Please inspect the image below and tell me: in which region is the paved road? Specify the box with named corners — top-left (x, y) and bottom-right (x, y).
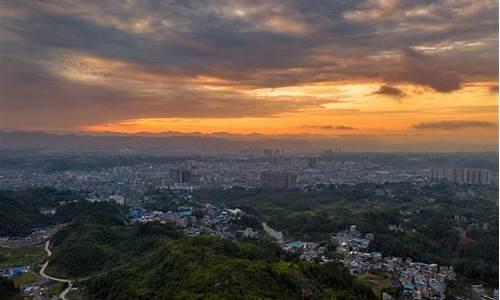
top-left (262, 222), bottom-right (284, 241)
top-left (39, 241), bottom-right (73, 300)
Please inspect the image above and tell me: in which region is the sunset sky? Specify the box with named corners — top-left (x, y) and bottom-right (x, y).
top-left (0, 1), bottom-right (498, 148)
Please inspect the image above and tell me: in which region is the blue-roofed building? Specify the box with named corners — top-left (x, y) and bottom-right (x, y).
top-left (0, 266), bottom-right (29, 278)
top-left (31, 227), bottom-right (48, 233)
top-left (129, 209), bottom-right (145, 221)
top-left (179, 210), bottom-right (192, 217)
top-left (287, 241), bottom-right (305, 249)
top-left (351, 237), bottom-right (370, 248)
top-left (12, 267), bottom-right (26, 275)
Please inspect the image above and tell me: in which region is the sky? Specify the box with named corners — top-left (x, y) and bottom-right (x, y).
top-left (0, 0), bottom-right (498, 149)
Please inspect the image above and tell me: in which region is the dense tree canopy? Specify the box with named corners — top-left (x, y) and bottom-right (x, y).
top-left (196, 183), bottom-right (499, 286)
top-left (48, 213), bottom-right (376, 300)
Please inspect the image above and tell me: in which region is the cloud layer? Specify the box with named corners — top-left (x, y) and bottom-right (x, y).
top-left (372, 85), bottom-right (407, 98)
top-left (0, 0), bottom-right (498, 130)
top-left (413, 120), bottom-right (497, 130)
top-left (302, 125), bottom-right (357, 131)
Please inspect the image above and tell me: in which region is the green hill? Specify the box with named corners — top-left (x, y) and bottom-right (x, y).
top-left (47, 215), bottom-right (376, 300)
top-left (0, 188), bottom-right (110, 237)
top-left (0, 188), bottom-right (62, 236)
top-left (196, 183), bottom-right (499, 287)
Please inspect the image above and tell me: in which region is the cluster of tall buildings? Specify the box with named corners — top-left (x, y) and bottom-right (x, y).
top-left (262, 148), bottom-right (285, 158)
top-left (428, 168), bottom-right (490, 185)
top-left (307, 157), bottom-right (318, 169)
top-left (169, 161), bottom-right (201, 184)
top-left (169, 169), bottom-right (192, 183)
top-left (260, 171), bottom-right (297, 189)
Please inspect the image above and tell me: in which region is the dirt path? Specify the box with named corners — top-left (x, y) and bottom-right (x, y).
top-left (39, 241), bottom-right (73, 300)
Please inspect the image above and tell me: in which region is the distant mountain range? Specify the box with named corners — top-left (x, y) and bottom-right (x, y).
top-left (0, 131), bottom-right (367, 153)
top-left (0, 131), bottom-right (497, 153)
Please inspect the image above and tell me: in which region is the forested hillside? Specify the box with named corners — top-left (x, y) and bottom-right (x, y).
top-left (0, 188), bottom-right (78, 236)
top-left (196, 183), bottom-right (499, 286)
top-left (47, 206), bottom-right (376, 300)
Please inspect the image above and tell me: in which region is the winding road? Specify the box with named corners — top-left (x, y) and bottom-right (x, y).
top-left (40, 241), bottom-right (73, 300)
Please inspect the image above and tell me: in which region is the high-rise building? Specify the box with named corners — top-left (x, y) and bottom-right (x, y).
top-left (263, 148), bottom-right (284, 158)
top-left (429, 168), bottom-right (490, 185)
top-left (307, 157), bottom-right (318, 169)
top-left (181, 169), bottom-right (192, 183)
top-left (109, 195), bottom-right (125, 206)
top-left (260, 171), bottom-right (297, 189)
top-left (169, 169), bottom-right (182, 183)
top-left (169, 169), bottom-right (192, 183)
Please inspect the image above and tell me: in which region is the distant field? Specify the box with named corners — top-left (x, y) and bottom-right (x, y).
top-left (0, 244), bottom-right (46, 269)
top-left (13, 271), bottom-right (40, 286)
top-left (357, 271), bottom-right (393, 297)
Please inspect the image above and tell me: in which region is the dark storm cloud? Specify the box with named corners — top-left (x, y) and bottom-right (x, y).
top-left (2, 0), bottom-right (497, 84)
top-left (372, 85), bottom-right (406, 98)
top-left (335, 125), bottom-right (357, 130)
top-left (302, 125), bottom-right (357, 131)
top-left (388, 49), bottom-right (462, 92)
top-left (489, 85), bottom-right (499, 94)
top-left (412, 120), bottom-right (497, 130)
top-left (0, 63), bottom-right (325, 129)
top-left (0, 0), bottom-right (498, 129)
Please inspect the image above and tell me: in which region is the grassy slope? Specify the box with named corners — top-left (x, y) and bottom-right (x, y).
top-left (0, 245), bottom-right (46, 269)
